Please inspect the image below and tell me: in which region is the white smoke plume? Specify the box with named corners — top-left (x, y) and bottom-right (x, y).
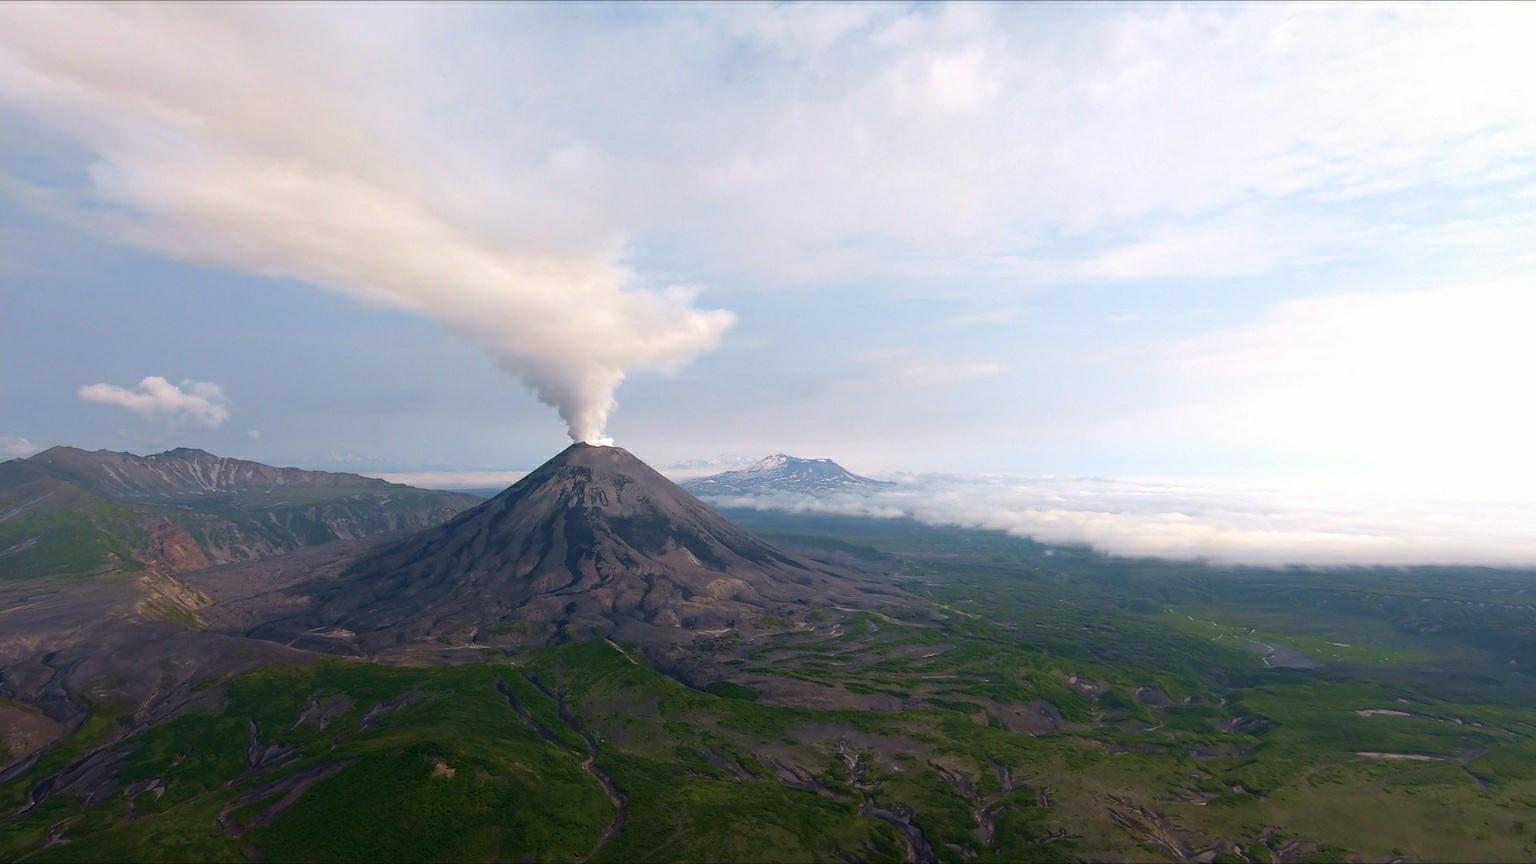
top-left (0, 5), bottom-right (732, 444)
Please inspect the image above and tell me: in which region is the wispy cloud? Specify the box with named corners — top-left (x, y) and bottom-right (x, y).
top-left (77, 376), bottom-right (232, 432)
top-left (942, 307), bottom-right (1024, 327)
top-left (5, 4), bottom-right (1534, 297)
top-left (848, 349), bottom-right (1007, 390)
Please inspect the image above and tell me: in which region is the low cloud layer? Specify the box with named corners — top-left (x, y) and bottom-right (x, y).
top-left (78, 376), bottom-right (232, 432)
top-left (699, 476), bottom-right (1536, 567)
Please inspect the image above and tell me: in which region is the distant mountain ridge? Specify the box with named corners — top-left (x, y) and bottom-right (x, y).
top-left (28, 446), bottom-right (411, 499)
top-left (680, 453), bottom-right (892, 497)
top-left (1, 446), bottom-right (479, 580)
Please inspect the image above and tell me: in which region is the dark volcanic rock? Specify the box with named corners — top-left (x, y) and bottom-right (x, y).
top-left (265, 444), bottom-right (907, 652)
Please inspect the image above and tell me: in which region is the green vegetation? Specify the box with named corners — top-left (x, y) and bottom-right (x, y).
top-left (704, 680), bottom-right (762, 701)
top-left (0, 496), bottom-right (148, 579)
top-left (1, 664), bottom-right (611, 863)
top-left (595, 753), bottom-right (891, 863)
top-left (0, 454), bottom-right (477, 582)
top-left (5, 510), bottom-right (1536, 862)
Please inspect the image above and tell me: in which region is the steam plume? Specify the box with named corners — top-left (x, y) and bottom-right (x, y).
top-left (0, 5), bottom-right (732, 444)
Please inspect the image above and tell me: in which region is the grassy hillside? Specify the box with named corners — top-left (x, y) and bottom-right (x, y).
top-left (0, 461), bottom-right (150, 579)
top-left (5, 637), bottom-right (1533, 861)
top-left (0, 453), bottom-right (478, 581)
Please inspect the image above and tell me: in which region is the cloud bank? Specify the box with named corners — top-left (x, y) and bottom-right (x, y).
top-left (0, 4), bottom-right (733, 444)
top-left (699, 476), bottom-right (1536, 567)
top-left (78, 376), bottom-right (231, 432)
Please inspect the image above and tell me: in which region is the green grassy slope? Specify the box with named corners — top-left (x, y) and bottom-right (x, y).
top-left (0, 461), bottom-right (149, 579)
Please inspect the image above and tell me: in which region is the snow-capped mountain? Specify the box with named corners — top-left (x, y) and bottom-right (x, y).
top-left (680, 453), bottom-right (892, 496)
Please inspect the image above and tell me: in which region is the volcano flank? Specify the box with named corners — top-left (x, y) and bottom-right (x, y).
top-left (225, 443), bottom-right (909, 656)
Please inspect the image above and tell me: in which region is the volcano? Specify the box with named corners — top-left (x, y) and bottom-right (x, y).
top-left (245, 443), bottom-right (906, 654)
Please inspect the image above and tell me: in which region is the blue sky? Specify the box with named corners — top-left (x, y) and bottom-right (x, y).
top-left (3, 2), bottom-right (1535, 506)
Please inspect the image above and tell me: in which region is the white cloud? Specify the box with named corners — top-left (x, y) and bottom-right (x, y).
top-left (1147, 278), bottom-right (1536, 498)
top-left (77, 376), bottom-right (231, 431)
top-left (656, 2), bottom-right (1536, 285)
top-left (700, 474), bottom-right (1536, 567)
top-left (1, 436), bottom-right (40, 459)
top-left (3, 4), bottom-right (1534, 301)
top-left (245, 429), bottom-right (263, 441)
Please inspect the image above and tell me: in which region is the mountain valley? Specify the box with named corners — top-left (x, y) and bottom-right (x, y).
top-left (1, 446), bottom-right (1534, 863)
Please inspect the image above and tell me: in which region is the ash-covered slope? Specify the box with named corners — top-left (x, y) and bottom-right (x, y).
top-left (681, 453), bottom-right (893, 497)
top-left (280, 444), bottom-right (905, 652)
